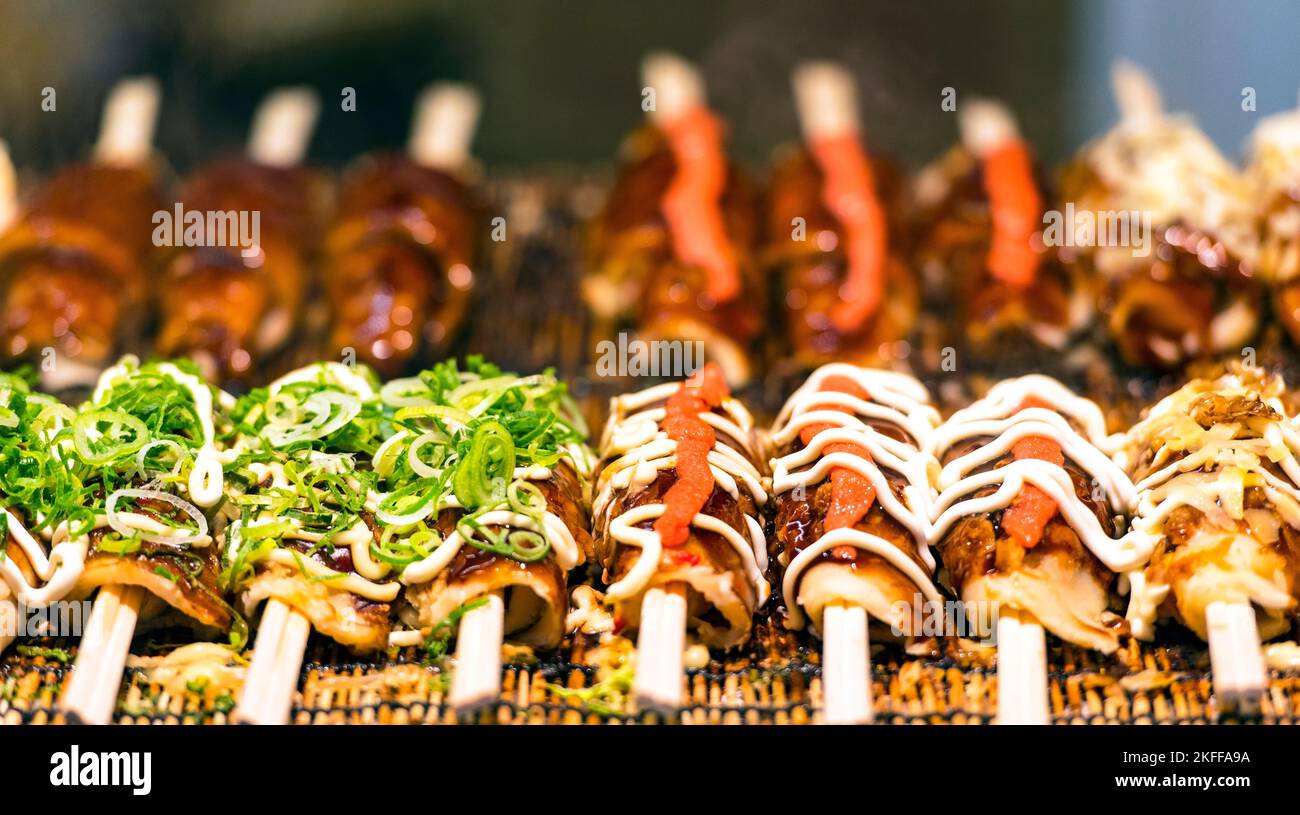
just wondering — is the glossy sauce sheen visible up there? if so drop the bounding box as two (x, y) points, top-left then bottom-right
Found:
(324, 154), (478, 376)
(0, 164), (162, 365)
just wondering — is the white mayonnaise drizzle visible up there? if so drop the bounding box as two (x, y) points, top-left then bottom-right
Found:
(0, 360), (230, 609)
(94, 358), (228, 507)
(1121, 372), (1300, 638)
(768, 364), (942, 629)
(593, 380), (769, 604)
(927, 375), (1147, 573)
(0, 508), (87, 606)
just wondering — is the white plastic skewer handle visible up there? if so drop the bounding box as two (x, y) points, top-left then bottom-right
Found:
(958, 98), (1020, 158)
(247, 87), (321, 168)
(632, 584), (687, 714)
(0, 141), (16, 233)
(62, 584), (145, 724)
(792, 61), (860, 142)
(1111, 59), (1163, 123)
(822, 604), (872, 724)
(448, 592), (505, 715)
(263, 607), (311, 724)
(408, 82), (481, 171)
(0, 597), (17, 657)
(94, 76), (161, 166)
(996, 609), (1049, 725)
(238, 598), (312, 724)
(642, 51), (705, 125)
(1205, 600), (1267, 715)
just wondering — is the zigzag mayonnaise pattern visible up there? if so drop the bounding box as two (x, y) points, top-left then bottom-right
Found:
(593, 380), (768, 604)
(769, 364), (941, 629)
(926, 375), (1146, 572)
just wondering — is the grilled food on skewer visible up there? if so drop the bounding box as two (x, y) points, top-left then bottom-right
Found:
(1057, 62), (1261, 370)
(1120, 367), (1300, 710)
(232, 357), (593, 720)
(769, 364), (940, 722)
(1246, 93), (1300, 351)
(322, 84), (481, 377)
(0, 78), (164, 390)
(227, 361), (397, 724)
(765, 63), (917, 371)
(59, 357), (237, 723)
(586, 53), (762, 385)
(0, 371), (80, 654)
(156, 88), (328, 386)
(375, 357), (594, 712)
(927, 375), (1145, 723)
(914, 99), (1091, 369)
(592, 363), (769, 711)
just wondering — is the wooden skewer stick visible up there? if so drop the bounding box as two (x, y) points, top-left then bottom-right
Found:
(792, 60), (860, 143)
(0, 141), (16, 234)
(229, 85), (331, 723)
(247, 87), (321, 168)
(59, 79), (163, 724)
(996, 608), (1049, 725)
(1111, 59), (1163, 123)
(642, 51), (704, 126)
(448, 591), (506, 715)
(822, 603), (872, 724)
(1205, 600), (1267, 716)
(632, 583), (687, 714)
(0, 597), (18, 657)
(236, 598), (313, 725)
(61, 584), (145, 724)
(93, 76), (161, 167)
(264, 605), (311, 724)
(790, 65), (874, 725)
(408, 82), (481, 171)
(958, 97), (1020, 159)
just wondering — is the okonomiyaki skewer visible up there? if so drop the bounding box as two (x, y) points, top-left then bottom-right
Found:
(585, 53), (763, 385)
(1057, 61), (1261, 370)
(60, 357), (236, 724)
(1246, 91), (1300, 349)
(769, 364), (940, 723)
(156, 87), (327, 386)
(592, 363), (768, 712)
(0, 371), (80, 655)
(1119, 367), (1300, 713)
(927, 375), (1145, 724)
(376, 358), (594, 714)
(322, 83), (481, 377)
(764, 62), (917, 371)
(0, 77), (164, 391)
(229, 361), (394, 725)
(913, 99), (1091, 365)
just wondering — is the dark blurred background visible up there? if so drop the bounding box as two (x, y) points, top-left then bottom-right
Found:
(0, 0), (1297, 173)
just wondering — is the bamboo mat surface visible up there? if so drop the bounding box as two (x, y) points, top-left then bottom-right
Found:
(3, 175), (1299, 725)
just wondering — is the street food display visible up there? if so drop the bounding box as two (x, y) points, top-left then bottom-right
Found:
(1057, 63), (1262, 370)
(3, 57), (1300, 727)
(1119, 366), (1300, 710)
(586, 54), (763, 385)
